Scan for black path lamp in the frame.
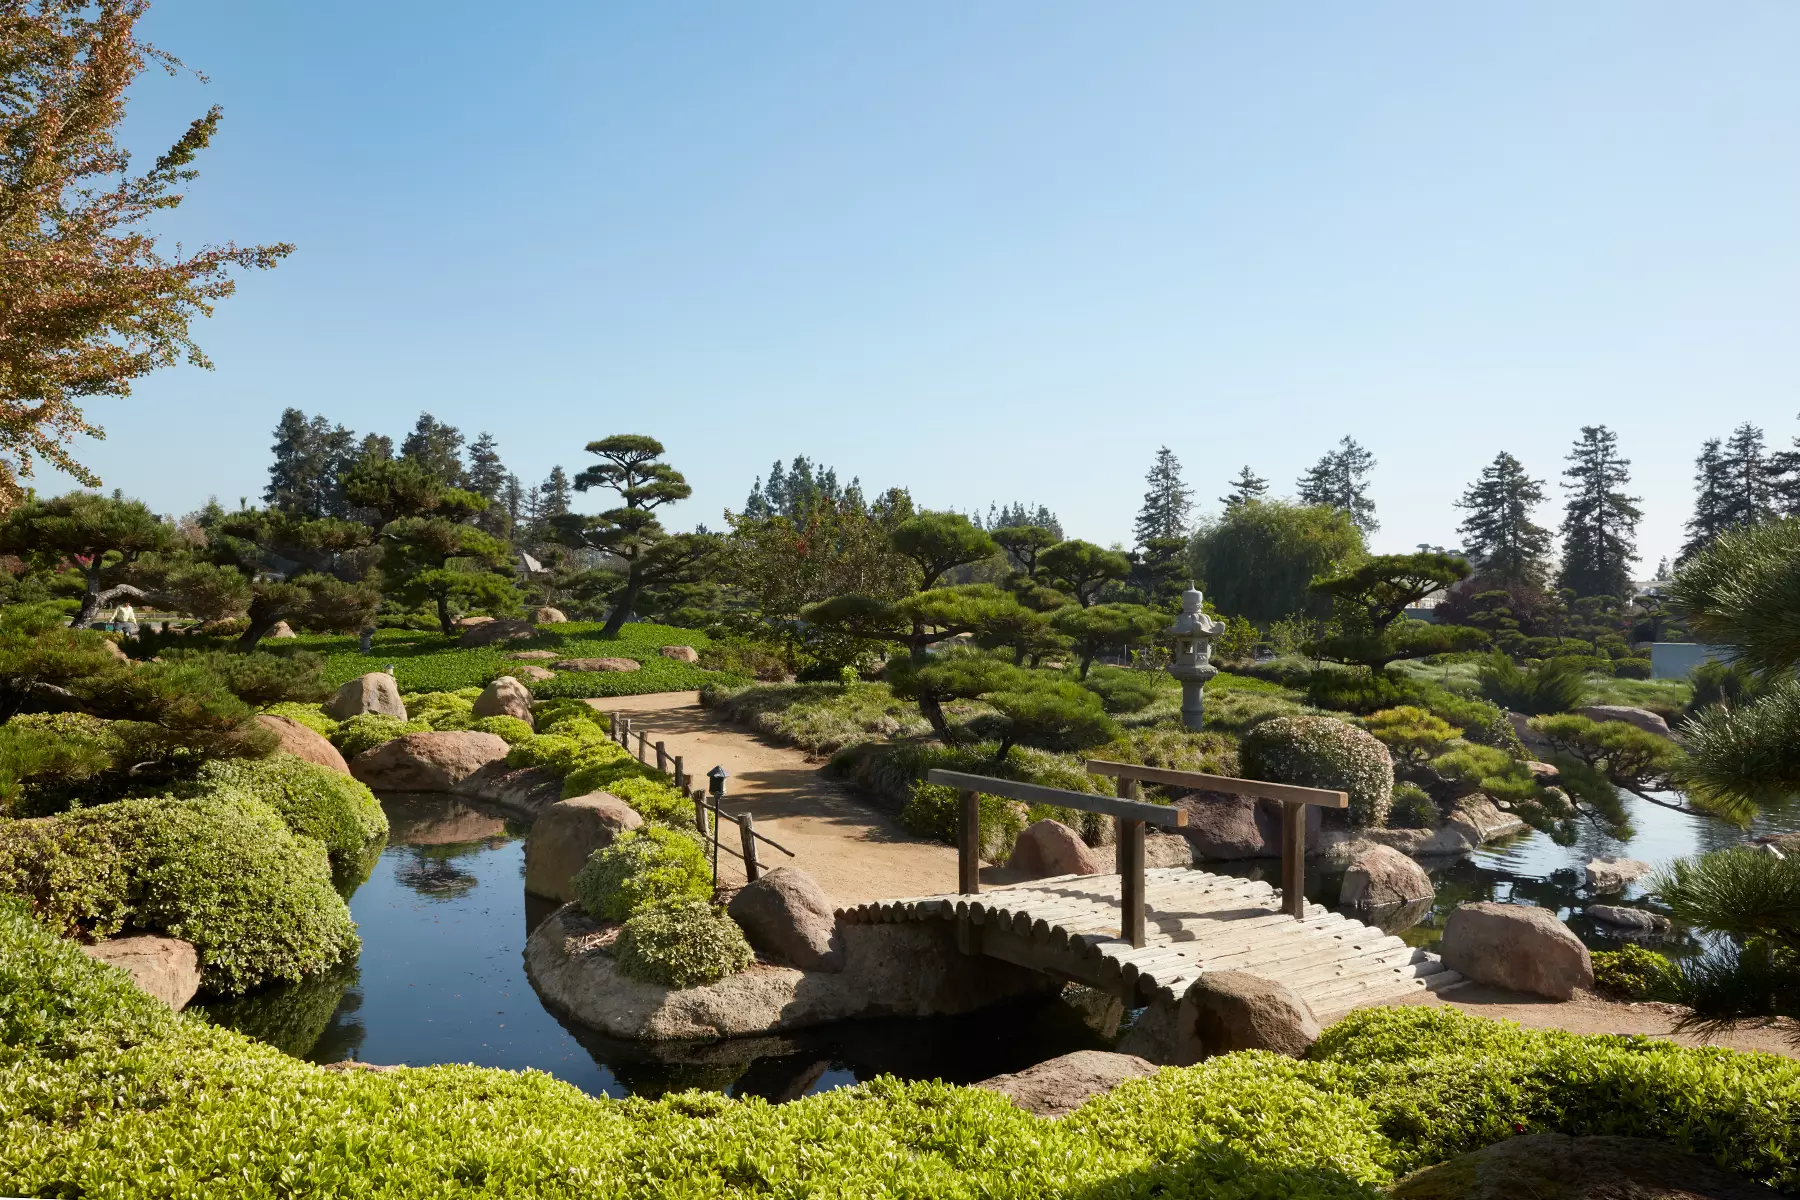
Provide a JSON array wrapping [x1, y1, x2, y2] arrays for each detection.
[[708, 765, 729, 800]]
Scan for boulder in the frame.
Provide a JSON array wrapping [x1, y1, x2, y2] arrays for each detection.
[[255, 714, 350, 775], [100, 637, 130, 662], [504, 664, 556, 683], [1577, 705, 1676, 740], [1007, 819, 1100, 878], [530, 607, 568, 623], [1588, 904, 1672, 934], [81, 935, 201, 1010], [660, 644, 700, 663], [269, 620, 297, 638], [458, 619, 537, 648], [524, 907, 1059, 1040], [350, 731, 510, 792], [524, 794, 643, 902], [1506, 711, 1554, 756], [974, 1050, 1158, 1118], [1446, 795, 1527, 843], [1143, 832, 1194, 869], [507, 650, 560, 660], [453, 763, 566, 821], [1390, 1133, 1777, 1199], [1340, 842, 1435, 907], [472, 675, 535, 724], [325, 672, 407, 721], [1316, 825, 1473, 860], [1440, 901, 1593, 999], [1523, 760, 1561, 781], [1120, 971, 1320, 1065], [1177, 792, 1268, 859], [555, 657, 641, 673], [1585, 856, 1652, 892], [726, 866, 844, 971], [453, 615, 495, 628]]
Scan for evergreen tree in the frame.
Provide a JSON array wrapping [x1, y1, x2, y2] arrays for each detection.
[[1680, 438, 1732, 565], [399, 413, 466, 488], [743, 456, 847, 519], [1718, 423, 1781, 531], [464, 432, 509, 536], [1454, 451, 1551, 585], [264, 409, 355, 519], [499, 473, 524, 541], [1220, 466, 1269, 509], [1556, 425, 1642, 599], [1296, 436, 1378, 534], [1133, 446, 1194, 544], [539, 466, 572, 524], [982, 502, 1063, 540]]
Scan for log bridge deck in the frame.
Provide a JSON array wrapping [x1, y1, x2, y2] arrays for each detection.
[[834, 762, 1467, 1021]]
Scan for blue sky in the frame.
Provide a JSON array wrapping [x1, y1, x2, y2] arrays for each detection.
[[50, 2, 1800, 572]]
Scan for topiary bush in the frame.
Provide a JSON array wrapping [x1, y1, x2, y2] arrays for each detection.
[[330, 713, 431, 759], [468, 715, 534, 745], [573, 825, 713, 921], [1241, 714, 1394, 827], [187, 756, 387, 878], [1614, 656, 1653, 680], [1386, 782, 1439, 829], [404, 690, 476, 731], [0, 796, 359, 995], [613, 900, 753, 988], [1081, 667, 1162, 714]]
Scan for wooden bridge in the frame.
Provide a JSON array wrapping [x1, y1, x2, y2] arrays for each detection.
[[834, 762, 1467, 1020]]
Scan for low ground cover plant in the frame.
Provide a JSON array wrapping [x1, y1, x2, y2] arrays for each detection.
[[573, 825, 714, 921], [4, 904, 1798, 1196], [184, 756, 387, 882]]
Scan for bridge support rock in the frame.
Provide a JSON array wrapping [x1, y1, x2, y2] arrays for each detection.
[[1119, 970, 1320, 1065]]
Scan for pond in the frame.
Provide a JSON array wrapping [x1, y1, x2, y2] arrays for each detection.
[[198, 787, 1800, 1100]]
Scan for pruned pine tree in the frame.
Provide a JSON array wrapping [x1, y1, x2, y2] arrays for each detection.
[[264, 409, 357, 519], [1220, 466, 1269, 509], [1133, 447, 1194, 544], [1454, 452, 1551, 586], [1556, 425, 1641, 599], [1296, 436, 1378, 534], [1680, 438, 1733, 565]]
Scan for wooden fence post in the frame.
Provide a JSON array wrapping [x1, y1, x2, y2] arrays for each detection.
[[635, 731, 648, 762], [673, 755, 685, 791], [692, 791, 708, 836], [957, 789, 981, 895], [1115, 777, 1146, 948], [655, 741, 668, 773], [1281, 800, 1307, 919], [738, 813, 761, 883]]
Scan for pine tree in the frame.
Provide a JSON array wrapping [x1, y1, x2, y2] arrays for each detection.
[[399, 413, 466, 488], [464, 432, 509, 535], [1556, 425, 1642, 598], [539, 466, 571, 523], [1718, 423, 1781, 531], [983, 502, 1063, 540], [1133, 446, 1193, 544], [1454, 451, 1550, 585], [1296, 436, 1378, 534], [742, 456, 847, 518], [1220, 466, 1269, 509], [264, 408, 356, 519], [1680, 438, 1732, 565], [499, 473, 523, 542]]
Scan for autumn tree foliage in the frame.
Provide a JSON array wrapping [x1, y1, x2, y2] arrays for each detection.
[[0, 1, 290, 506]]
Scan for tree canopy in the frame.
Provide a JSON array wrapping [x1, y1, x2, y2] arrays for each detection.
[[1189, 500, 1364, 625]]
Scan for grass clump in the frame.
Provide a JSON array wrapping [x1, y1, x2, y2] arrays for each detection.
[[468, 715, 534, 744], [330, 713, 431, 759], [573, 825, 713, 921], [614, 901, 753, 988]]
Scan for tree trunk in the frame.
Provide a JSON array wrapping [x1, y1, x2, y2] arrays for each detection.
[[917, 690, 954, 744], [236, 614, 281, 652], [71, 565, 103, 627], [601, 566, 642, 639], [437, 592, 455, 637], [1079, 651, 1095, 678]]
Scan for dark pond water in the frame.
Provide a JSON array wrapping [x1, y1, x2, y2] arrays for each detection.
[[199, 788, 1800, 1100]]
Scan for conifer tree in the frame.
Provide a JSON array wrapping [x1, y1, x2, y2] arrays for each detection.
[[1454, 451, 1551, 585], [1680, 438, 1732, 565], [1556, 425, 1641, 598], [1296, 436, 1378, 534], [264, 409, 356, 519], [1133, 447, 1193, 544], [399, 414, 466, 488], [539, 466, 572, 523], [464, 433, 510, 536], [1220, 466, 1269, 509], [1719, 423, 1781, 531]]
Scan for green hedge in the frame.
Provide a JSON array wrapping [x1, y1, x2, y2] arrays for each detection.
[[187, 756, 387, 879], [573, 825, 713, 921], [3, 902, 1798, 1196], [0, 797, 359, 995], [1243, 715, 1395, 827]]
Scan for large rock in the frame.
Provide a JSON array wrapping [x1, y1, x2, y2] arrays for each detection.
[[457, 619, 537, 648], [1119, 971, 1320, 1065], [1506, 711, 1554, 756], [269, 620, 297, 638], [530, 607, 568, 623], [325, 672, 407, 720], [1143, 832, 1194, 869], [1340, 842, 1435, 907], [1178, 792, 1322, 861], [350, 731, 510, 792], [81, 935, 201, 1010], [524, 794, 643, 902], [726, 866, 844, 971], [525, 907, 1058, 1040], [507, 650, 560, 660], [1390, 1133, 1777, 1199], [1586, 856, 1652, 892], [1588, 904, 1672, 934], [256, 713, 350, 775], [1446, 795, 1527, 843], [1440, 901, 1593, 1000], [453, 615, 495, 628], [1577, 705, 1675, 740], [556, 657, 641, 673], [504, 664, 556, 683], [974, 1050, 1158, 1117], [472, 675, 534, 724], [453, 763, 565, 820], [1007, 819, 1100, 878], [659, 644, 700, 663]]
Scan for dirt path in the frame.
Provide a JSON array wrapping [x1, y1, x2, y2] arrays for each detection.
[[584, 692, 1006, 907]]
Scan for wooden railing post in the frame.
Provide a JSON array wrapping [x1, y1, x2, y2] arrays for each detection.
[[615, 716, 628, 746], [957, 789, 981, 895], [738, 813, 761, 883], [635, 730, 649, 762], [1281, 800, 1307, 919], [655, 740, 668, 773], [1115, 776, 1146, 948], [692, 790, 708, 836], [673, 755, 686, 791]]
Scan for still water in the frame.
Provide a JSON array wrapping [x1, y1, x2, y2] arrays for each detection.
[[199, 789, 1800, 1099]]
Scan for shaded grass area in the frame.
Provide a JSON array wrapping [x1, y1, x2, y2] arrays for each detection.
[[5, 900, 1799, 1197], [289, 622, 741, 696]]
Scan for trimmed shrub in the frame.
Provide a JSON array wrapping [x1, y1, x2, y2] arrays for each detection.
[[1614, 657, 1653, 680], [1241, 715, 1394, 827], [405, 690, 476, 731], [187, 756, 387, 877], [1081, 667, 1161, 714], [604, 775, 692, 824], [613, 901, 753, 988], [573, 825, 712, 921], [468, 715, 534, 745], [505, 733, 594, 775], [260, 702, 338, 737], [901, 781, 1030, 862], [0, 796, 359, 994], [1362, 706, 1457, 770], [330, 713, 431, 760], [534, 697, 610, 733], [1591, 945, 1679, 1001], [1386, 782, 1439, 829]]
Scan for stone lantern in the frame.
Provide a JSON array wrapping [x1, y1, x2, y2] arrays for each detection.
[[1166, 582, 1222, 731]]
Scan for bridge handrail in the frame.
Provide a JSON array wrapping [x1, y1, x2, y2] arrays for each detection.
[[1084, 760, 1347, 809], [924, 769, 1189, 827]]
